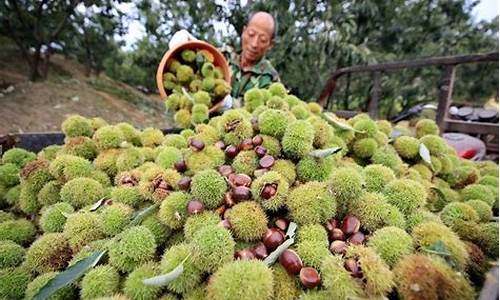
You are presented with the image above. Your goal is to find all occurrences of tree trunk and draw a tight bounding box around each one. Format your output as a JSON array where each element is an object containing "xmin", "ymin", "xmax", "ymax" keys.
[{"xmin": 30, "ymin": 45, "xmax": 43, "ymax": 81}]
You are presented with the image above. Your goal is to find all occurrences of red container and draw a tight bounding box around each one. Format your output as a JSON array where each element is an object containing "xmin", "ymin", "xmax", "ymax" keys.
[{"xmin": 156, "ymin": 40, "xmax": 231, "ymax": 101}]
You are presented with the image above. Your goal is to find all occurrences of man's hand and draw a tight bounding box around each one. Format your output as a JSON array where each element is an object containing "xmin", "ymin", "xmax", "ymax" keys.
[{"xmin": 169, "ymin": 30, "xmax": 197, "ymax": 49}]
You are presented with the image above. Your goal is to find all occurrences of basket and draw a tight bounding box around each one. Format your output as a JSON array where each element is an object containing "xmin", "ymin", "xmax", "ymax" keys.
[{"xmin": 156, "ymin": 40, "xmax": 231, "ymax": 101}]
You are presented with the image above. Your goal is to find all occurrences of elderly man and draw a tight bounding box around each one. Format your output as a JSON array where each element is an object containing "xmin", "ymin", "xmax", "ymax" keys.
[
  {"xmin": 227, "ymin": 11, "xmax": 280, "ymax": 99},
  {"xmin": 169, "ymin": 11, "xmax": 279, "ymax": 107}
]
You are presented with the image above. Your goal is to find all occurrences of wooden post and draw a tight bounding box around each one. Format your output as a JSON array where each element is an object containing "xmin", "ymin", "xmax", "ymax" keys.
[
  {"xmin": 436, "ymin": 65, "xmax": 456, "ymax": 131},
  {"xmin": 368, "ymin": 71, "xmax": 381, "ymax": 119}
]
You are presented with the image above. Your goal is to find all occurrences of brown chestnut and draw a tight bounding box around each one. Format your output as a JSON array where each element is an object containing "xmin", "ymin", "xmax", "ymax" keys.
[
  {"xmin": 341, "ymin": 215, "xmax": 360, "ymax": 235},
  {"xmin": 174, "ymin": 160, "xmax": 187, "ymax": 172},
  {"xmin": 255, "ymin": 145, "xmax": 267, "ymax": 157},
  {"xmin": 348, "ymin": 232, "xmax": 365, "ymax": 245},
  {"xmin": 261, "ymin": 184, "xmax": 277, "ymax": 200},
  {"xmin": 239, "ymin": 138, "xmax": 254, "ymax": 151},
  {"xmin": 232, "ymin": 186, "xmax": 251, "ymax": 201},
  {"xmin": 215, "ymin": 205, "xmax": 226, "ymax": 216},
  {"xmin": 279, "ymin": 249, "xmax": 303, "ymax": 275},
  {"xmin": 344, "ymin": 258, "xmax": 362, "ymax": 278},
  {"xmin": 215, "ymin": 140, "xmax": 225, "ymax": 150},
  {"xmin": 187, "ymin": 200, "xmax": 204, "ymax": 215},
  {"xmin": 225, "ymin": 145, "xmax": 239, "ymax": 159},
  {"xmin": 274, "ymin": 218, "xmax": 289, "ymax": 232},
  {"xmin": 235, "ymin": 249, "xmax": 255, "ymax": 260},
  {"xmin": 232, "ymin": 173, "xmax": 252, "ymax": 187},
  {"xmin": 177, "ymin": 177, "xmax": 191, "ymax": 191},
  {"xmin": 299, "ymin": 267, "xmax": 321, "ymax": 288},
  {"xmin": 262, "ymin": 228, "xmax": 285, "ymax": 251},
  {"xmin": 219, "ymin": 219, "xmax": 231, "ymax": 229},
  {"xmin": 157, "ymin": 180, "xmax": 171, "ymax": 191},
  {"xmin": 252, "ymin": 135, "xmax": 263, "ymax": 146},
  {"xmin": 189, "ymin": 139, "xmax": 205, "ymax": 151},
  {"xmin": 218, "ymin": 165, "xmax": 234, "ymax": 177},
  {"xmin": 329, "ymin": 228, "xmax": 345, "ymax": 241},
  {"xmin": 223, "ymin": 192, "xmax": 235, "ymax": 207},
  {"xmin": 329, "ymin": 240, "xmax": 347, "ymax": 255},
  {"xmin": 259, "ymin": 155, "xmax": 275, "ymax": 168},
  {"xmin": 325, "ymin": 219, "xmax": 338, "ymax": 233},
  {"xmin": 252, "ymin": 242, "xmax": 268, "ymax": 259}
]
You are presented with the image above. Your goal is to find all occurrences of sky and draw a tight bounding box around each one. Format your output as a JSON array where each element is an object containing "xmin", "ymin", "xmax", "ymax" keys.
[{"xmin": 116, "ymin": 0, "xmax": 499, "ymax": 51}]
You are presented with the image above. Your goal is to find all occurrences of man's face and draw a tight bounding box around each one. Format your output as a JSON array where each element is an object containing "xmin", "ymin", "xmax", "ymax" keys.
[{"xmin": 241, "ymin": 15, "xmax": 274, "ymax": 64}]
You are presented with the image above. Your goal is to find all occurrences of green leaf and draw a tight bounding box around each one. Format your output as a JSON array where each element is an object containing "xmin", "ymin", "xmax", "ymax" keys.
[
  {"xmin": 389, "ymin": 129, "xmax": 403, "ymax": 140},
  {"xmin": 181, "ymin": 88, "xmax": 194, "ymax": 103},
  {"xmin": 286, "ymin": 222, "xmax": 297, "ymax": 239},
  {"xmin": 33, "ymin": 250, "xmax": 106, "ymax": 300},
  {"xmin": 423, "ymin": 240, "xmax": 451, "ymax": 257},
  {"xmin": 309, "ymin": 147, "xmax": 342, "ymax": 158},
  {"xmin": 143, "ymin": 254, "xmax": 190, "ymax": 287},
  {"xmin": 419, "ymin": 143, "xmax": 432, "ymax": 164},
  {"xmin": 127, "ymin": 203, "xmax": 159, "ymax": 228},
  {"xmin": 264, "ymin": 238, "xmax": 294, "ymax": 266},
  {"xmin": 321, "ymin": 112, "xmax": 363, "ymax": 132},
  {"xmin": 89, "ymin": 198, "xmax": 106, "ymax": 212}
]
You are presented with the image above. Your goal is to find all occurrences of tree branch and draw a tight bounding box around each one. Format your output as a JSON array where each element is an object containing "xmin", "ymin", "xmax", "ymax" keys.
[
  {"xmin": 7, "ymin": 0, "xmax": 30, "ymax": 32},
  {"xmin": 49, "ymin": 0, "xmax": 81, "ymax": 42}
]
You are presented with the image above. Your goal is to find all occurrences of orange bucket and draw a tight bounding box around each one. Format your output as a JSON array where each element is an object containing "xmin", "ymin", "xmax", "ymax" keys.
[{"xmin": 156, "ymin": 40, "xmax": 231, "ymax": 101}]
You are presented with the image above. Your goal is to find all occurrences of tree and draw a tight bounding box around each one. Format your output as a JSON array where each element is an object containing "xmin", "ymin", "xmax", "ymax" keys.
[
  {"xmin": 63, "ymin": 2, "xmax": 128, "ymax": 76},
  {"xmin": 0, "ymin": 0, "xmax": 82, "ymax": 81}
]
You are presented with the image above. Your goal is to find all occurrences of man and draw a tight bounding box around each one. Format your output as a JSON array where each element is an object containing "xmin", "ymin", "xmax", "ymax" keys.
[
  {"xmin": 226, "ymin": 11, "xmax": 280, "ymax": 100},
  {"xmin": 169, "ymin": 11, "xmax": 279, "ymax": 108}
]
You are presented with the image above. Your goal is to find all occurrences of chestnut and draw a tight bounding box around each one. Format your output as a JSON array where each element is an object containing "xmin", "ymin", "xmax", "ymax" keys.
[
  {"xmin": 187, "ymin": 200, "xmax": 204, "ymax": 215},
  {"xmin": 239, "ymin": 138, "xmax": 254, "ymax": 151},
  {"xmin": 341, "ymin": 216, "xmax": 360, "ymax": 235},
  {"xmin": 329, "ymin": 240, "xmax": 347, "ymax": 255},
  {"xmin": 189, "ymin": 139, "xmax": 205, "ymax": 151},
  {"xmin": 232, "ymin": 173, "xmax": 252, "ymax": 187},
  {"xmin": 232, "ymin": 186, "xmax": 251, "ymax": 201},
  {"xmin": 324, "ymin": 219, "xmax": 338, "ymax": 233},
  {"xmin": 219, "ymin": 219, "xmax": 231, "ymax": 229},
  {"xmin": 261, "ymin": 184, "xmax": 277, "ymax": 200},
  {"xmin": 218, "ymin": 165, "xmax": 234, "ymax": 177},
  {"xmin": 274, "ymin": 218, "xmax": 289, "ymax": 232},
  {"xmin": 177, "ymin": 177, "xmax": 191, "ymax": 191},
  {"xmin": 215, "ymin": 205, "xmax": 226, "ymax": 216},
  {"xmin": 344, "ymin": 258, "xmax": 362, "ymax": 278},
  {"xmin": 262, "ymin": 228, "xmax": 285, "ymax": 251},
  {"xmin": 225, "ymin": 145, "xmax": 239, "ymax": 159},
  {"xmin": 174, "ymin": 160, "xmax": 187, "ymax": 172},
  {"xmin": 348, "ymin": 232, "xmax": 365, "ymax": 245},
  {"xmin": 215, "ymin": 140, "xmax": 225, "ymax": 150},
  {"xmin": 252, "ymin": 135, "xmax": 263, "ymax": 146},
  {"xmin": 235, "ymin": 249, "xmax": 255, "ymax": 260},
  {"xmin": 329, "ymin": 228, "xmax": 345, "ymax": 241},
  {"xmin": 255, "ymin": 145, "xmax": 267, "ymax": 157},
  {"xmin": 299, "ymin": 267, "xmax": 321, "ymax": 288},
  {"xmin": 157, "ymin": 180, "xmax": 171, "ymax": 191},
  {"xmin": 252, "ymin": 242, "xmax": 269, "ymax": 259},
  {"xmin": 279, "ymin": 249, "xmax": 303, "ymax": 275},
  {"xmin": 223, "ymin": 192, "xmax": 235, "ymax": 207},
  {"xmin": 259, "ymin": 155, "xmax": 275, "ymax": 168}
]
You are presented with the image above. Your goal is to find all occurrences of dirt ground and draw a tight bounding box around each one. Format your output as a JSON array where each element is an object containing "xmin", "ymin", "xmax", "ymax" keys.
[{"xmin": 0, "ymin": 50, "xmax": 172, "ymax": 135}]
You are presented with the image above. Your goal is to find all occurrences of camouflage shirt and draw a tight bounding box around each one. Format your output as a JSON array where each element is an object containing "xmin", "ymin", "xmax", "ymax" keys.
[{"xmin": 222, "ymin": 46, "xmax": 280, "ymax": 99}]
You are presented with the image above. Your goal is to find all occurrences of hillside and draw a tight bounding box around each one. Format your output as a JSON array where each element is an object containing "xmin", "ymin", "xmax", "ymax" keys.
[{"xmin": 0, "ymin": 39, "xmax": 172, "ymax": 135}]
